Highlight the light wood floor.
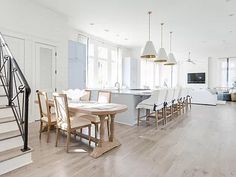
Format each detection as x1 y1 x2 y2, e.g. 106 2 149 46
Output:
2 103 236 177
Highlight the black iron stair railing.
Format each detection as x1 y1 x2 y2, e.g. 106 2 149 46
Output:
0 32 31 152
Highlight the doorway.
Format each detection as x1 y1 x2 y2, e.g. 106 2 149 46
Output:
35 42 57 96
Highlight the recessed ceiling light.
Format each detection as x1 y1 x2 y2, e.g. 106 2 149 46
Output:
90 23 95 26
229 13 234 17
229 30 233 33
104 29 109 32
226 0 231 2
124 38 128 41
116 34 120 37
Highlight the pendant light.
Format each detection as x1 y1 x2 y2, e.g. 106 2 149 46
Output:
165 32 177 65
141 11 157 59
155 23 168 62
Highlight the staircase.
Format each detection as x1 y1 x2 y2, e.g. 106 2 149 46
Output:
0 33 32 175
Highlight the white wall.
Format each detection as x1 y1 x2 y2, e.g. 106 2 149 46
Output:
0 0 70 121
178 59 209 89
208 57 220 88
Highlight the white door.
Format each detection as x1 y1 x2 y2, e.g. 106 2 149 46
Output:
35 43 57 97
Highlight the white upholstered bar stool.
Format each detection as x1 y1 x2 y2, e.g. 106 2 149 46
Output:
172 88 181 116
136 90 159 126
154 89 168 126
178 88 188 114
136 89 167 127
164 88 175 123
186 88 192 111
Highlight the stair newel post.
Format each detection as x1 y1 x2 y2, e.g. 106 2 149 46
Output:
22 88 30 152
8 58 13 106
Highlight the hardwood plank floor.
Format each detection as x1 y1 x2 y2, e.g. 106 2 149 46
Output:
2 103 236 177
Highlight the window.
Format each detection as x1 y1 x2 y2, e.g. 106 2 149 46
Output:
140 60 158 88
219 58 236 88
87 39 121 88
140 60 178 88
87 44 94 88
111 50 118 85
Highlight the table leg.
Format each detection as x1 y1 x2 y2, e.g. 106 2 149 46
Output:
98 115 105 147
109 114 115 142
90 114 121 158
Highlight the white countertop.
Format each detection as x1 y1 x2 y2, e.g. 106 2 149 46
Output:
87 88 152 96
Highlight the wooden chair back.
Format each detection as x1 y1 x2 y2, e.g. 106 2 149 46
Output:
97 91 111 103
80 90 91 101
53 93 71 131
36 90 52 123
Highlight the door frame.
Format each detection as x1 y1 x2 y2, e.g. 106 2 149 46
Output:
35 42 57 94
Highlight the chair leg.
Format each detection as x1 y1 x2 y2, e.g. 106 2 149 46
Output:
39 121 43 140
106 116 110 138
66 132 71 153
171 106 173 119
164 107 167 124
137 108 140 126
55 128 59 147
155 111 158 128
146 109 150 126
190 98 192 109
46 124 50 143
80 129 82 141
88 126 91 147
74 130 76 140
95 124 98 146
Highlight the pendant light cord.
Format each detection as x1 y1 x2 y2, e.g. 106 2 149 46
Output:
170 32 172 53
148 11 152 41
161 23 164 47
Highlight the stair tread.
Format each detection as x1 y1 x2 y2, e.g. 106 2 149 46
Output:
0 116 15 124
0 146 33 163
0 105 11 109
0 130 20 141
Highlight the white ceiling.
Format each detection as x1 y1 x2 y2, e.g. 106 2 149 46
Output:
32 0 236 60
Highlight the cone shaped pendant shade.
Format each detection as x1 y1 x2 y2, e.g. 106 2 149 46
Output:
141 11 157 59
165 53 177 65
156 48 168 62
141 41 157 58
165 32 177 65
155 23 168 62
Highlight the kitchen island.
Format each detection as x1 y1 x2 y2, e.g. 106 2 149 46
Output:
89 89 151 126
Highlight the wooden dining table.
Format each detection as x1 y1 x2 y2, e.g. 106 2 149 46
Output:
36 99 128 158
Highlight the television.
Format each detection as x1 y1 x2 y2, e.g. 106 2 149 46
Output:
187 73 205 84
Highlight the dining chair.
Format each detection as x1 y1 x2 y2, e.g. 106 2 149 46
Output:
79 91 111 145
37 90 57 143
80 90 91 101
53 93 92 152
97 91 111 103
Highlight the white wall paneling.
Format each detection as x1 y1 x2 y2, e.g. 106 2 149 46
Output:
0 0 69 121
